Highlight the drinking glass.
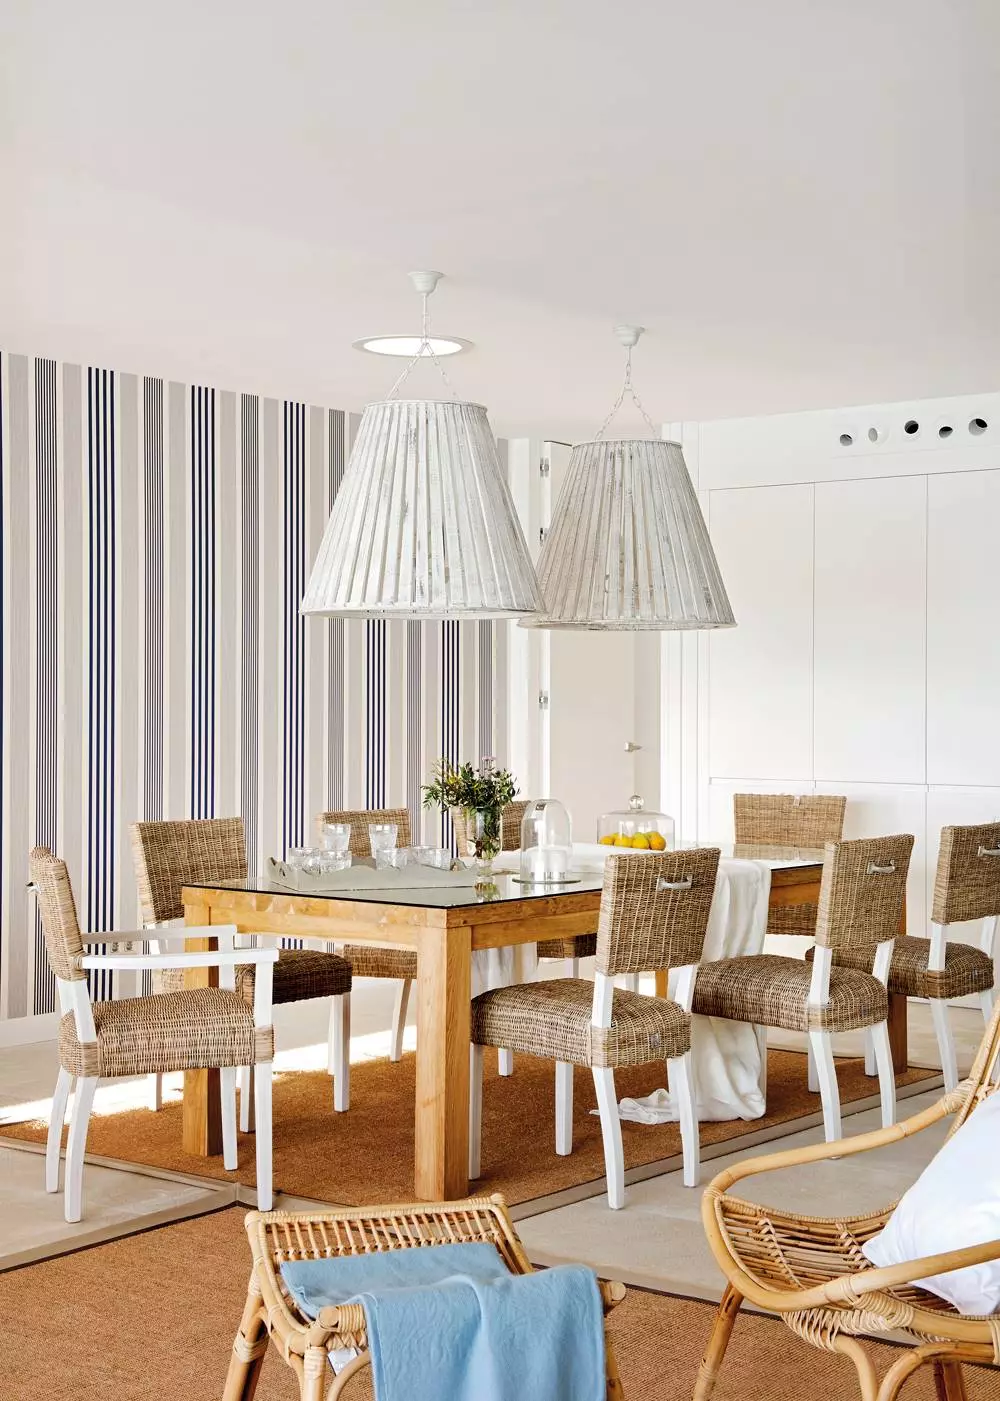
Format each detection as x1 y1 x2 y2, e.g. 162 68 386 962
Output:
286 847 311 872
319 851 352 875
375 848 408 872
410 846 451 869
320 822 352 856
368 823 398 861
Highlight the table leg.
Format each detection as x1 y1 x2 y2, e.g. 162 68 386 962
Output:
889 894 909 1075
182 899 222 1157
414 922 471 1200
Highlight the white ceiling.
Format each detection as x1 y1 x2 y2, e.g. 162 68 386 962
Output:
2 0 998 439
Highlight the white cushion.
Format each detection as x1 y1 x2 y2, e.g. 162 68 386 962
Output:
864 1090 1000 1315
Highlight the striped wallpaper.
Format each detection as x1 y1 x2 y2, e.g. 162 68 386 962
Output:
0 353 506 1025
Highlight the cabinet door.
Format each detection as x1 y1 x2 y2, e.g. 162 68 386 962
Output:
814 477 926 785
927 470 1000 787
707 485 814 781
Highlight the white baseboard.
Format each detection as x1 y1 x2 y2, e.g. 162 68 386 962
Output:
0 1012 58 1047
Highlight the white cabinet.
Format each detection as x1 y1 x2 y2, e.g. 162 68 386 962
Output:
708 485 814 780
814 476 927 785
927 470 1000 787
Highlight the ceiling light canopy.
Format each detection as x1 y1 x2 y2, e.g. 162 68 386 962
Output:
302 272 541 621
522 326 736 631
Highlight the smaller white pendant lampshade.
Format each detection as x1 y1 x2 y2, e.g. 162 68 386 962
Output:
522 436 736 630
301 397 542 620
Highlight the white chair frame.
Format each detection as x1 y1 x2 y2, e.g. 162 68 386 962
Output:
804 939 896 1141
469 965 701 1211
45 926 276 1222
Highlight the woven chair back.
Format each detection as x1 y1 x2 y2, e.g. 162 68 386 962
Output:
931 822 1000 925
131 817 247 923
734 793 846 848
596 847 720 977
29 846 86 982
317 808 412 858
813 834 913 951
451 800 530 856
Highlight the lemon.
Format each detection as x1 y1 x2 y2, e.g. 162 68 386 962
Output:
648 832 667 851
613 834 631 847
599 834 616 846
631 833 650 850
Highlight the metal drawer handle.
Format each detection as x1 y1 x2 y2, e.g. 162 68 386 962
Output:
867 861 896 875
657 877 693 892
979 846 1000 857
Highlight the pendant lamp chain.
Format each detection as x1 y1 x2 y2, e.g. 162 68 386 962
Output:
594 325 658 438
385 272 459 400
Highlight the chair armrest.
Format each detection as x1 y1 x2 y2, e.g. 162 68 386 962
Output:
82 925 226 948
814 1236 1000 1311
77 949 278 973
705 1089 961 1195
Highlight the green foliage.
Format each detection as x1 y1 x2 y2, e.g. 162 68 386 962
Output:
422 757 518 815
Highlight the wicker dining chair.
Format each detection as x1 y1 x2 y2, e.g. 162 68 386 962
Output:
471 848 721 1208
316 807 418 1063
223 1196 626 1401
824 823 1000 1094
30 846 276 1221
695 1000 1000 1401
692 834 912 1143
132 818 353 1129
734 792 846 936
453 799 600 974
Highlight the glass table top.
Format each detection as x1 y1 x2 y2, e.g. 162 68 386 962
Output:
183 842 826 910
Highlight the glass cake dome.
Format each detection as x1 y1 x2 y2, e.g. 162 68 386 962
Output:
597 794 675 850
519 798 573 884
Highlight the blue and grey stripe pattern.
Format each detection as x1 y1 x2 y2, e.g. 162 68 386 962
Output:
0 352 508 1027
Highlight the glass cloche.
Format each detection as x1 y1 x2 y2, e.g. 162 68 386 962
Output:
519 798 573 884
598 795 675 850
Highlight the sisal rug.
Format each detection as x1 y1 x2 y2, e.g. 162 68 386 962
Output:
0 1207 996 1400
3 1050 936 1207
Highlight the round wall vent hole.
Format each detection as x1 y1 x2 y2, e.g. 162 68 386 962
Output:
938 425 953 438
970 417 988 436
904 420 920 435
839 433 853 447
868 427 880 443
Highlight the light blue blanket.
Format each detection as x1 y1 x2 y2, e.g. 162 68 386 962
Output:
280 1240 605 1401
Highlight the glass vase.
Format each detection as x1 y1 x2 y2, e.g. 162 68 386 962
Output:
462 805 502 874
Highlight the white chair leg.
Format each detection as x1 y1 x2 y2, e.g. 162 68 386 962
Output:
64 1076 97 1223
863 1028 876 1077
331 994 351 1111
670 1052 700 1187
390 979 411 1063
150 1073 163 1111
929 997 959 1093
870 1020 897 1129
220 1066 238 1170
981 988 995 1025
807 1029 842 1143
254 1062 273 1212
497 1048 514 1076
46 1068 73 1193
807 1040 819 1092
754 1026 768 1099
238 1065 254 1133
624 973 640 993
554 1061 574 1156
592 1067 625 1210
469 1045 484 1179
569 957 580 978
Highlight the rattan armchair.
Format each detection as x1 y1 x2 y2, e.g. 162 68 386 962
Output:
29 847 276 1221
317 807 419 1063
223 1196 626 1401
471 848 721 1208
692 834 912 1143
733 792 846 936
132 818 353 1129
695 1002 1000 1401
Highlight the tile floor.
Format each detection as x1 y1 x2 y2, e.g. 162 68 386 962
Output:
0 986 986 1296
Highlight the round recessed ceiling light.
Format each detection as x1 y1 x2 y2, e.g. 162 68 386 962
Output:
353 334 473 357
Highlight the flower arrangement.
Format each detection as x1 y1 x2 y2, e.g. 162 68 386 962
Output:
422 756 518 871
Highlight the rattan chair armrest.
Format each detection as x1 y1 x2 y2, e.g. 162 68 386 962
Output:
77 948 279 972
704 1090 961 1195
814 1236 1000 1311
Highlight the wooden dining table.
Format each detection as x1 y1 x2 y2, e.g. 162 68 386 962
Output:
181 842 908 1201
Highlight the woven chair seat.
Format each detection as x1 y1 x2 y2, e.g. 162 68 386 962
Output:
235 948 352 1004
340 943 418 980
472 978 690 1069
537 932 599 961
692 954 888 1033
807 935 995 1001
59 987 273 1079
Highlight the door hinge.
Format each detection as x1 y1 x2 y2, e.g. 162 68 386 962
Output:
538 691 550 711
538 526 548 546
539 457 550 478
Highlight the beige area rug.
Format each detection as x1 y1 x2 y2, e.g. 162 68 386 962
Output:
0 1207 997 1400
3 1050 936 1207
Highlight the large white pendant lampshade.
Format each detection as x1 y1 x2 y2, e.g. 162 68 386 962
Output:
522 326 735 631
302 273 541 620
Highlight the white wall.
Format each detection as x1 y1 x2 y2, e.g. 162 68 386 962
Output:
687 391 1000 937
